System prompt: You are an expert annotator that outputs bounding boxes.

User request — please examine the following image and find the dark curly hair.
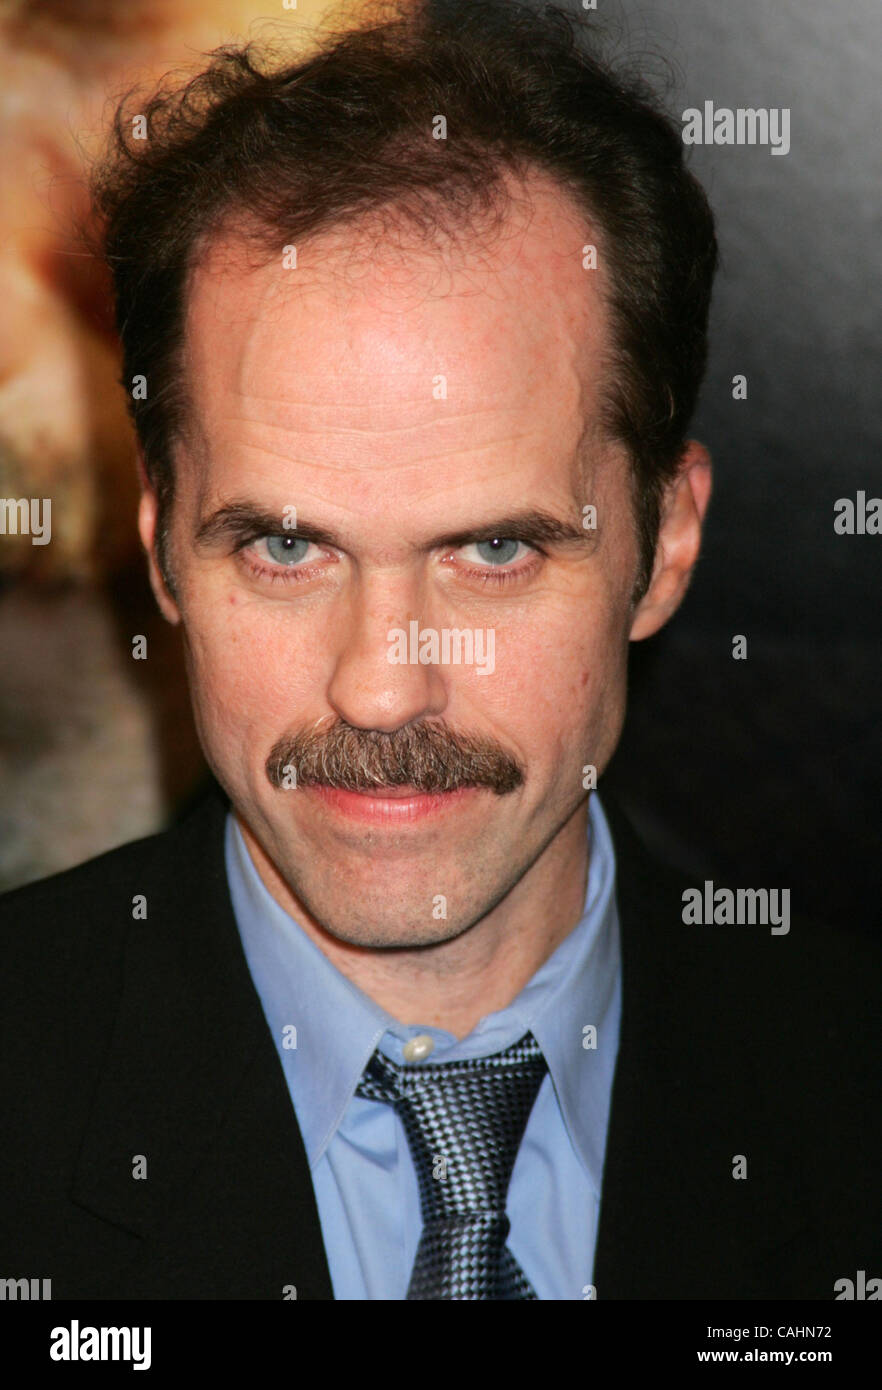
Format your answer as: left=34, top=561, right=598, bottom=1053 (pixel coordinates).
left=91, top=0, right=717, bottom=600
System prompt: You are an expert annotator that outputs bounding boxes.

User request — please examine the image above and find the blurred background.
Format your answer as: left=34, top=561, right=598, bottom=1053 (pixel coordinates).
left=1, top=0, right=879, bottom=936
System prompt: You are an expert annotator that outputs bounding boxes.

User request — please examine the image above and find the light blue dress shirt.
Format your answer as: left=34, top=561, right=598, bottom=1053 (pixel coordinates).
left=224, top=792, right=622, bottom=1300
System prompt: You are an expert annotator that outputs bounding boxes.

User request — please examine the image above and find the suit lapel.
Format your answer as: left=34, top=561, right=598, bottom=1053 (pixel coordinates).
left=71, top=785, right=335, bottom=1299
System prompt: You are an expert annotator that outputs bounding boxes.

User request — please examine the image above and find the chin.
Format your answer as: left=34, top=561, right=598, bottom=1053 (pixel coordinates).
left=318, top=910, right=470, bottom=952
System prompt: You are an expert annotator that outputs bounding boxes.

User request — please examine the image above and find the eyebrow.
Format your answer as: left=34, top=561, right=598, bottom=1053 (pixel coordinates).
left=193, top=501, right=595, bottom=554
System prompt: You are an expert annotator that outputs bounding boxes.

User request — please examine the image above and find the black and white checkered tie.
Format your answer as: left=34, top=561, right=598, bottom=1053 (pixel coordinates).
left=355, top=1030, right=548, bottom=1299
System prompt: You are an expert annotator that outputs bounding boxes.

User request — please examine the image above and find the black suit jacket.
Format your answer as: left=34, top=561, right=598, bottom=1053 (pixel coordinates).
left=1, top=782, right=879, bottom=1299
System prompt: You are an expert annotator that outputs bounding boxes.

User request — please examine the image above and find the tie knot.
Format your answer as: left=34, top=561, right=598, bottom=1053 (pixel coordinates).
left=355, top=1031, right=548, bottom=1217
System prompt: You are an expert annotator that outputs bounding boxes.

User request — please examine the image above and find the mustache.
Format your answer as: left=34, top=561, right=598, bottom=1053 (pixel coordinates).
left=266, top=718, right=524, bottom=795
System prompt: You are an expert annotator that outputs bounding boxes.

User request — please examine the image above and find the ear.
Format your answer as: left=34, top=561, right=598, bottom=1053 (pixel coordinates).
left=629, top=440, right=712, bottom=642
left=136, top=456, right=181, bottom=626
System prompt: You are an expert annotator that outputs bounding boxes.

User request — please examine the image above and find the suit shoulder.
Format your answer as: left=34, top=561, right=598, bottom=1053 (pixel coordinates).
left=0, top=824, right=165, bottom=925
left=0, top=831, right=170, bottom=1014
left=1, top=780, right=227, bottom=904
left=603, top=789, right=882, bottom=1053
left=0, top=784, right=228, bottom=962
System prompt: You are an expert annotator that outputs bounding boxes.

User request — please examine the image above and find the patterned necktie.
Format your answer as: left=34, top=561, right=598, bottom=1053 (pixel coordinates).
left=355, top=1030, right=548, bottom=1300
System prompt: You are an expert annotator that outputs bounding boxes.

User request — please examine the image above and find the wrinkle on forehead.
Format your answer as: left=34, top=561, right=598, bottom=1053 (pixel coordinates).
left=181, top=167, right=614, bottom=495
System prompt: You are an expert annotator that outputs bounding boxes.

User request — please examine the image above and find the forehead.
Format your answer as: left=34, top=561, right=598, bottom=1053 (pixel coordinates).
left=181, top=171, right=613, bottom=490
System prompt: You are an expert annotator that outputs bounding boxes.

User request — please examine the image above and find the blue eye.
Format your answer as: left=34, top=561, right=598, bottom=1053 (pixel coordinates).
left=264, top=534, right=310, bottom=565
left=473, top=538, right=523, bottom=566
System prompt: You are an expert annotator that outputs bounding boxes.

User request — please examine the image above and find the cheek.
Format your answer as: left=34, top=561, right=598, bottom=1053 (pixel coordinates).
left=486, top=600, right=629, bottom=768
left=181, top=591, right=326, bottom=749
left=576, top=606, right=631, bottom=744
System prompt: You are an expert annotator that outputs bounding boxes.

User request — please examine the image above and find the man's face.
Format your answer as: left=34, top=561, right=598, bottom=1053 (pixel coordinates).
left=143, top=176, right=654, bottom=947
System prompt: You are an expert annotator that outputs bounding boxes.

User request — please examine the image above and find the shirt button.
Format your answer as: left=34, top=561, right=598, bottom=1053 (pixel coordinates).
left=403, top=1033, right=435, bottom=1062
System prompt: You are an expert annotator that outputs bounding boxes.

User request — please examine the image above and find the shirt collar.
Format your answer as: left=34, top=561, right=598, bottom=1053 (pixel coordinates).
left=225, top=793, right=620, bottom=1191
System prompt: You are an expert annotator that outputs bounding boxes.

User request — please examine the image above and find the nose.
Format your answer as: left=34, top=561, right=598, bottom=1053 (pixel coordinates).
left=324, top=572, right=449, bottom=733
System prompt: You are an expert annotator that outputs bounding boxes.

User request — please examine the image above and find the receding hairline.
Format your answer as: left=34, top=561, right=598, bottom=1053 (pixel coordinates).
left=168, top=159, right=618, bottom=467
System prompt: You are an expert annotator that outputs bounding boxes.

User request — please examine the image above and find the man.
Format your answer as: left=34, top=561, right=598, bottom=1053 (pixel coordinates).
left=1, top=0, right=879, bottom=1301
